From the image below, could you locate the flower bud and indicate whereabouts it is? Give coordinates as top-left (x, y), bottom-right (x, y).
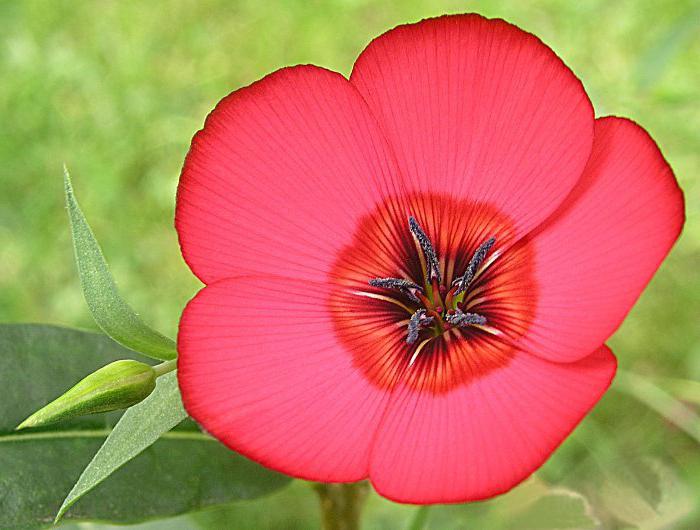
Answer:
top-left (16, 360), bottom-right (156, 430)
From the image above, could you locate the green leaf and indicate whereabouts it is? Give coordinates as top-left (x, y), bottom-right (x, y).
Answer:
top-left (0, 324), bottom-right (291, 529)
top-left (191, 481), bottom-right (322, 530)
top-left (60, 482), bottom-right (325, 530)
top-left (64, 167), bottom-right (177, 360)
top-left (422, 477), bottom-right (599, 530)
top-left (514, 489), bottom-right (598, 530)
top-left (0, 323), bottom-right (141, 433)
top-left (600, 459), bottom-right (694, 529)
top-left (56, 371), bottom-right (187, 521)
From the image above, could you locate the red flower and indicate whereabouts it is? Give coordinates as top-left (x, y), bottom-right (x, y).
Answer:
top-left (175, 14), bottom-right (684, 503)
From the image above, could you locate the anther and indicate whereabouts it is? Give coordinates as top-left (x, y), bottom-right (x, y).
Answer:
top-left (445, 309), bottom-right (487, 328)
top-left (453, 237), bottom-right (496, 295)
top-left (408, 216), bottom-right (441, 283)
top-left (369, 277), bottom-right (421, 303)
top-left (407, 309), bottom-right (434, 345)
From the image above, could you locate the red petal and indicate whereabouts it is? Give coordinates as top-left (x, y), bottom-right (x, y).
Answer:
top-left (369, 345), bottom-right (616, 503)
top-left (177, 276), bottom-right (398, 482)
top-left (516, 117), bottom-right (684, 362)
top-left (176, 66), bottom-right (401, 284)
top-left (350, 14), bottom-right (594, 239)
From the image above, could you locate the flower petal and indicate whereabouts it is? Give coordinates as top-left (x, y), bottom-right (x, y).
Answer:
top-left (369, 345), bottom-right (616, 504)
top-left (350, 14), bottom-right (594, 238)
top-left (176, 65), bottom-right (402, 284)
top-left (177, 276), bottom-right (400, 482)
top-left (516, 117), bottom-right (684, 363)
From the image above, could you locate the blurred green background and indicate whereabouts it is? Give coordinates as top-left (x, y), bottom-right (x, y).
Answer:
top-left (1, 0), bottom-right (698, 528)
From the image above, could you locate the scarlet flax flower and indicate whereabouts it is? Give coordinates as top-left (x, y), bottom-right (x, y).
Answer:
top-left (175, 14), bottom-right (684, 503)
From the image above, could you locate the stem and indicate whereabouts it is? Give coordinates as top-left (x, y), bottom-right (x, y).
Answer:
top-left (313, 482), bottom-right (369, 530)
top-left (407, 505), bottom-right (431, 530)
top-left (658, 377), bottom-right (700, 405)
top-left (153, 359), bottom-right (177, 377)
top-left (615, 370), bottom-right (700, 445)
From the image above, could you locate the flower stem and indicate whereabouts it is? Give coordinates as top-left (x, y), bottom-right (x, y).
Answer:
top-left (407, 505), bottom-right (431, 530)
top-left (313, 482), bottom-right (369, 530)
top-left (153, 359), bottom-right (177, 377)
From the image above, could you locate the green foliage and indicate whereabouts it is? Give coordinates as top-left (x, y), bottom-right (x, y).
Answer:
top-left (64, 169), bottom-right (177, 360)
top-left (95, 478), bottom-right (599, 530)
top-left (0, 324), bottom-right (291, 529)
top-left (594, 459), bottom-right (693, 530)
top-left (415, 478), bottom-right (599, 530)
top-left (552, 419), bottom-right (696, 529)
top-left (0, 323), bottom-right (140, 433)
top-left (0, 0), bottom-right (698, 528)
top-left (57, 481), bottom-right (323, 530)
top-left (55, 371), bottom-right (186, 521)
top-left (516, 492), bottom-right (598, 529)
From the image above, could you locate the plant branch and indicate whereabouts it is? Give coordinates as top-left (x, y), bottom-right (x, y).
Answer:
top-left (313, 482), bottom-right (369, 530)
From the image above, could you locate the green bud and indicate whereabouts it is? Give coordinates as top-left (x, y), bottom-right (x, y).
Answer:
top-left (16, 360), bottom-right (156, 430)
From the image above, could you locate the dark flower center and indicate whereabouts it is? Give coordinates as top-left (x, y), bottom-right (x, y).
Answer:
top-left (328, 192), bottom-right (537, 394)
top-left (369, 216), bottom-right (497, 365)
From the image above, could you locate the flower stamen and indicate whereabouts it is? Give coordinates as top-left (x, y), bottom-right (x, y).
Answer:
top-left (409, 216), bottom-right (441, 283)
top-left (445, 309), bottom-right (487, 328)
top-left (453, 237), bottom-right (496, 295)
top-left (407, 309), bottom-right (435, 345)
top-left (368, 277), bottom-right (422, 303)
top-left (366, 216), bottom-right (493, 351)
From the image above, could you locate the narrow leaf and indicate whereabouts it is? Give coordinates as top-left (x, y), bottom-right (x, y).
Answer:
top-left (56, 371), bottom-right (187, 521)
top-left (1, 428), bottom-right (290, 529)
top-left (0, 324), bottom-right (291, 528)
top-left (64, 167), bottom-right (177, 360)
